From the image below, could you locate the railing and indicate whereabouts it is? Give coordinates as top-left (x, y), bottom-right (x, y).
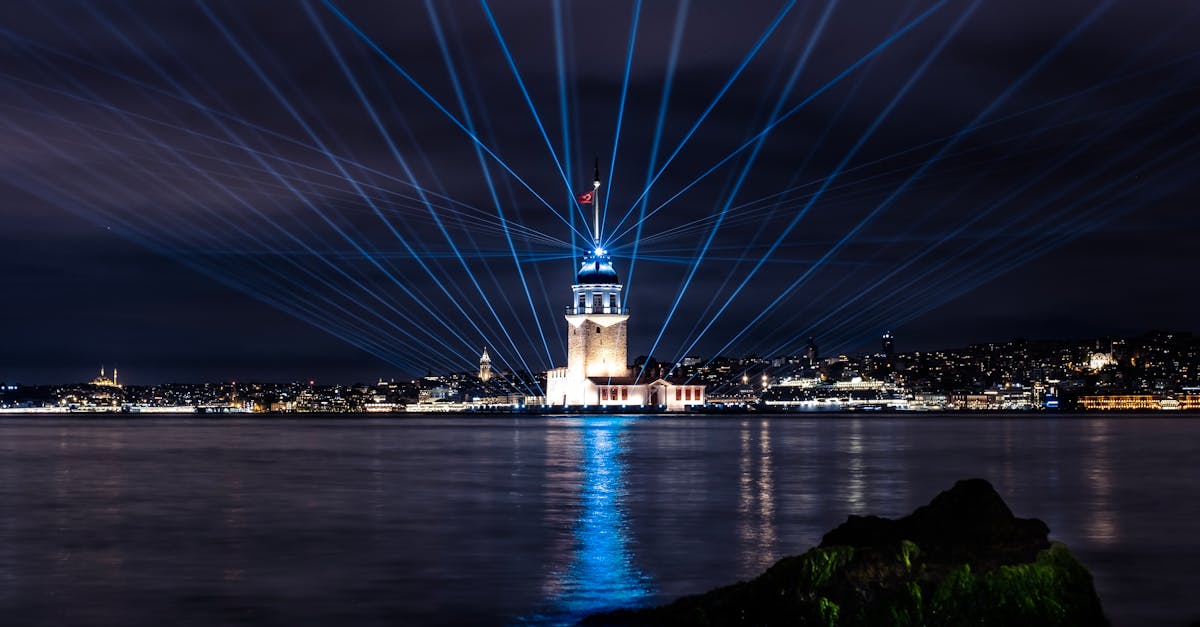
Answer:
top-left (564, 306), bottom-right (629, 315)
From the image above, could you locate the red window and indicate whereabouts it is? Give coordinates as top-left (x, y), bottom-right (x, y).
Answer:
top-left (622, 388), bottom-right (628, 400)
top-left (601, 388), bottom-right (608, 400)
top-left (675, 389), bottom-right (681, 401)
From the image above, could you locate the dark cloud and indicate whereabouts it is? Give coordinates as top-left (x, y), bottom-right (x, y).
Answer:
top-left (1, 0), bottom-right (1198, 384)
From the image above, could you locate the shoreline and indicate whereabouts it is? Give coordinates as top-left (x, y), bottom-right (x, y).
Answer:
top-left (2, 408), bottom-right (1200, 417)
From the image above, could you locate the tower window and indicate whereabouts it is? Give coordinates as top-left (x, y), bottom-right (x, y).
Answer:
top-left (596, 326), bottom-right (601, 334)
top-left (578, 294), bottom-right (585, 310)
top-left (592, 293), bottom-right (602, 310)
top-left (609, 294), bottom-right (617, 310)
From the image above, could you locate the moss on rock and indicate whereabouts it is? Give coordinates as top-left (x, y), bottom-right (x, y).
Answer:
top-left (583, 479), bottom-right (1108, 627)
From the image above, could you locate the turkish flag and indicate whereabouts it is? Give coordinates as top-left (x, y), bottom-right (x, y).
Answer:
top-left (577, 190), bottom-right (593, 204)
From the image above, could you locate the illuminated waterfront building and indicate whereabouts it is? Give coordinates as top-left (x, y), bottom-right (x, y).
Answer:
top-left (761, 376), bottom-right (907, 410)
top-left (1078, 394), bottom-right (1178, 410)
top-left (544, 163), bottom-right (705, 411)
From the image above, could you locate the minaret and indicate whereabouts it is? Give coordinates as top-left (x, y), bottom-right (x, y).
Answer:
top-left (479, 347), bottom-right (492, 382)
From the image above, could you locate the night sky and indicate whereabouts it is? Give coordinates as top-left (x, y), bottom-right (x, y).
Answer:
top-left (2, 0), bottom-right (1198, 384)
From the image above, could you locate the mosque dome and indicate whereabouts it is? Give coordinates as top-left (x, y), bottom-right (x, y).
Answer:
top-left (575, 248), bottom-right (620, 284)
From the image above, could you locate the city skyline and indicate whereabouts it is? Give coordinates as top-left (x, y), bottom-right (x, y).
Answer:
top-left (2, 326), bottom-right (1192, 388)
top-left (3, 0), bottom-right (1199, 384)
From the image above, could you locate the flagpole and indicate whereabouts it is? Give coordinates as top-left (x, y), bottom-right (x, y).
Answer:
top-left (592, 156), bottom-right (601, 246)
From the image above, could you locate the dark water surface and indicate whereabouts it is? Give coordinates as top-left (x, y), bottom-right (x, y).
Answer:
top-left (1, 415), bottom-right (1197, 626)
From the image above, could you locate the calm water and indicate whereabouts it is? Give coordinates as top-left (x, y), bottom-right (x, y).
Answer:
top-left (0, 415), bottom-right (1197, 626)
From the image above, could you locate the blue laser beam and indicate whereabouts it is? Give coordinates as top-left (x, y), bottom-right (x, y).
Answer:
top-left (816, 114), bottom-right (1200, 358)
top-left (602, 0), bottom-right (642, 236)
top-left (201, 2), bottom-right (543, 389)
top-left (0, 111), bottom-right (470, 375)
top-left (321, 0), bottom-right (591, 241)
top-left (78, 3), bottom-right (529, 383)
top-left (622, 0), bottom-right (690, 308)
top-left (667, 0), bottom-right (980, 370)
top-left (421, 0), bottom-right (557, 371)
top-left (642, 0), bottom-right (841, 377)
top-left (305, 1), bottom-right (545, 391)
top-left (479, 0), bottom-right (576, 209)
top-left (613, 0), bottom-right (798, 236)
top-left (609, 0), bottom-right (952, 247)
top-left (781, 78), bottom-right (1197, 355)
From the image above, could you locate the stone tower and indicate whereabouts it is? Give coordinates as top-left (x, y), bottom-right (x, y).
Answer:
top-left (545, 246), bottom-right (632, 406)
top-left (566, 248), bottom-right (628, 380)
top-left (543, 159), bottom-right (645, 406)
top-left (479, 346), bottom-right (492, 382)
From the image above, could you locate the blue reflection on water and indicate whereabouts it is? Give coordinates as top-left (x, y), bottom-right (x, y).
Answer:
top-left (519, 417), bottom-right (653, 626)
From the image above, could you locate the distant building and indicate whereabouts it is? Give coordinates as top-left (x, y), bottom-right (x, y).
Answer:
top-left (1077, 394), bottom-right (1188, 410)
top-left (479, 347), bottom-right (492, 382)
top-left (882, 332), bottom-right (895, 358)
top-left (91, 365), bottom-right (121, 388)
top-left (1087, 350), bottom-right (1114, 371)
top-left (762, 376), bottom-right (907, 410)
top-left (804, 336), bottom-right (819, 366)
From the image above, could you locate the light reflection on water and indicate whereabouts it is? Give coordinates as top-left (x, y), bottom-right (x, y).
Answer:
top-left (736, 419), bottom-right (778, 577)
top-left (844, 418), bottom-right (866, 513)
top-left (521, 417), bottom-right (651, 626)
top-left (1086, 419), bottom-right (1118, 545)
top-left (0, 415), bottom-right (1197, 626)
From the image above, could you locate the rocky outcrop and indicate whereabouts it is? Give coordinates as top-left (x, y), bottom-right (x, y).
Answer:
top-left (584, 479), bottom-right (1107, 626)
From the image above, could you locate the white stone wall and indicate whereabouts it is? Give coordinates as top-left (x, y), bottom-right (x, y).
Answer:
top-left (649, 381), bottom-right (706, 411)
top-left (545, 367), bottom-right (570, 406)
top-left (594, 384), bottom-right (649, 407)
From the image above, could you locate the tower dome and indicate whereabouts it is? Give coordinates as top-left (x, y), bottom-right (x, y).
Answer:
top-left (575, 248), bottom-right (619, 285)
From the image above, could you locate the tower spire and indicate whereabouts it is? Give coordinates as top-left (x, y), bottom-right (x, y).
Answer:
top-left (592, 156), bottom-right (601, 246)
top-left (479, 346), bottom-right (492, 382)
